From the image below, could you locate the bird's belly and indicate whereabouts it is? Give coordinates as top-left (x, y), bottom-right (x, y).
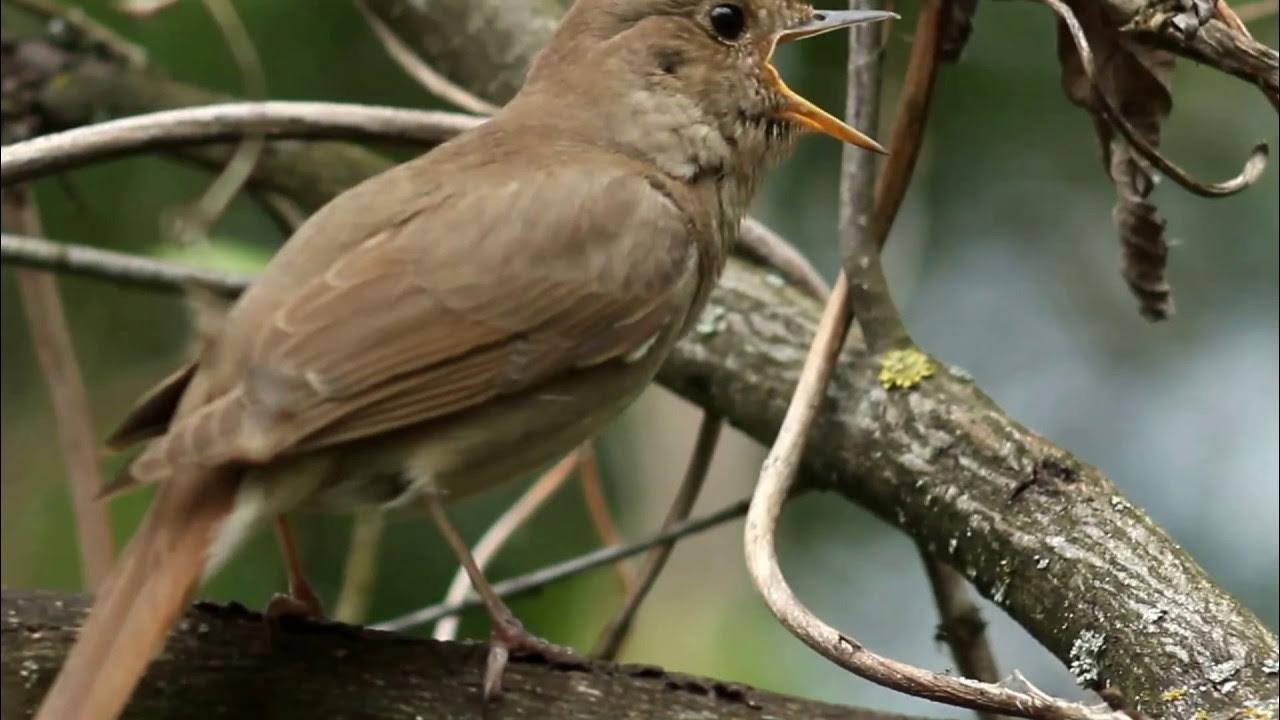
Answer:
top-left (300, 348), bottom-right (669, 511)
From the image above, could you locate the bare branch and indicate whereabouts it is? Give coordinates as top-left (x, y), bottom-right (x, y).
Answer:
top-left (575, 444), bottom-right (636, 592)
top-left (0, 102), bottom-right (484, 186)
top-left (1, 232), bottom-right (251, 296)
top-left (1, 191), bottom-right (114, 591)
top-left (353, 0), bottom-right (500, 116)
top-left (4, 590), bottom-right (934, 720)
top-left (374, 499), bottom-right (750, 633)
top-left (161, 0), bottom-right (268, 245)
top-left (432, 452), bottom-right (580, 641)
top-left (593, 413), bottom-right (722, 660)
top-left (920, 552), bottom-right (1004, 719)
top-left (332, 509), bottom-right (385, 624)
top-left (5, 0), bottom-right (147, 66)
top-left (739, 219), bottom-right (831, 299)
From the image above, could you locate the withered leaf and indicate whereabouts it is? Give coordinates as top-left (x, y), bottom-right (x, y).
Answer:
top-left (1056, 1), bottom-right (1178, 321)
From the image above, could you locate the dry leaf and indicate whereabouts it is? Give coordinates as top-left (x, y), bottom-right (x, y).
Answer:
top-left (1057, 1), bottom-right (1178, 320)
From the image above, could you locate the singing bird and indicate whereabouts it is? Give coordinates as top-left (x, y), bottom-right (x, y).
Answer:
top-left (36, 1), bottom-right (893, 717)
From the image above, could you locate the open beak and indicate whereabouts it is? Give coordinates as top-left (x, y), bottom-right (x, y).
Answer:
top-left (767, 9), bottom-right (898, 153)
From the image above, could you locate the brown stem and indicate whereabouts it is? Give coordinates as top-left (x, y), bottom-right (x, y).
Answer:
top-left (1, 191), bottom-right (115, 591)
top-left (575, 444), bottom-right (636, 593)
top-left (592, 413), bottom-right (722, 660)
top-left (920, 551), bottom-right (1004, 720)
top-left (353, 0), bottom-right (500, 116)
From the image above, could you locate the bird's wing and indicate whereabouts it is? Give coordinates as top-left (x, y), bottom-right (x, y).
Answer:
top-left (130, 158), bottom-right (699, 481)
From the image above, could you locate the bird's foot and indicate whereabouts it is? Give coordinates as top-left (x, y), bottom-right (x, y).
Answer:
top-left (264, 574), bottom-right (325, 623)
top-left (483, 614), bottom-right (582, 701)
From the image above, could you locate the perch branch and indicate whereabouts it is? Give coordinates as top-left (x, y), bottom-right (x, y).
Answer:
top-left (1, 590), bottom-right (934, 720)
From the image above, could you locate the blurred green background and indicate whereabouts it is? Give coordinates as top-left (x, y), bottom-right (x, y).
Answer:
top-left (1, 1), bottom-right (1276, 716)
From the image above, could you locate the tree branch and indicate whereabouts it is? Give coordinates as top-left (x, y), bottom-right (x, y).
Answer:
top-left (0, 590), bottom-right (934, 720)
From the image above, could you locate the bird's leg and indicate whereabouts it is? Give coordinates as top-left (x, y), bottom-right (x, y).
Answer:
top-left (422, 494), bottom-right (581, 699)
top-left (264, 515), bottom-right (325, 621)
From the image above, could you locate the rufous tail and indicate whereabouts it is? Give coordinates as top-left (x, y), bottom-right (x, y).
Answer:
top-left (35, 467), bottom-right (240, 720)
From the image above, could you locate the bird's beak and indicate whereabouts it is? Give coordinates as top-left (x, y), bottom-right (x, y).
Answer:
top-left (767, 9), bottom-right (898, 153)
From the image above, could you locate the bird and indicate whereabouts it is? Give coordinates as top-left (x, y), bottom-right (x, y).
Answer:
top-left (35, 1), bottom-right (893, 718)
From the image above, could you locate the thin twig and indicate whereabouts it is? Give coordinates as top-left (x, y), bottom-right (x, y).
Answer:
top-left (592, 413), bottom-right (723, 660)
top-left (352, 0), bottom-right (500, 116)
top-left (1, 190), bottom-right (115, 591)
top-left (920, 552), bottom-right (1002, 690)
top-left (163, 0), bottom-right (267, 245)
top-left (1047, 0), bottom-right (1269, 198)
top-left (575, 444), bottom-right (636, 592)
top-left (332, 509), bottom-right (385, 624)
top-left (1, 233), bottom-right (251, 296)
top-left (432, 452), bottom-right (581, 641)
top-left (5, 0), bottom-right (148, 66)
top-left (373, 498), bottom-right (751, 633)
top-left (0, 102), bottom-right (485, 186)
top-left (840, 1), bottom-right (910, 354)
top-left (739, 219), bottom-right (831, 299)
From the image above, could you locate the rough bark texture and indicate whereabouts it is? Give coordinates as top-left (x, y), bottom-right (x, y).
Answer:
top-left (2, 2), bottom-right (1278, 719)
top-left (0, 590), bottom-right (927, 720)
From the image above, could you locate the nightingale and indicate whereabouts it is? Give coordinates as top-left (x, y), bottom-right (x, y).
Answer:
top-left (36, 2), bottom-right (894, 718)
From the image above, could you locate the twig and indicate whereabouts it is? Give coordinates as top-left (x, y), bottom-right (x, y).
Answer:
top-left (4, 0), bottom-right (148, 66)
top-left (840, 1), bottom-right (909, 354)
top-left (739, 219), bottom-right (831, 299)
top-left (1048, 0), bottom-right (1269, 198)
top-left (162, 0), bottom-right (267, 245)
top-left (920, 551), bottom-right (1004, 720)
top-left (432, 452), bottom-right (581, 641)
top-left (1, 190), bottom-right (115, 591)
top-left (575, 444), bottom-right (636, 592)
top-left (0, 102), bottom-right (485, 186)
top-left (332, 509), bottom-right (385, 624)
top-left (352, 0), bottom-right (500, 116)
top-left (592, 413), bottom-right (722, 660)
top-left (373, 498), bottom-right (751, 632)
top-left (1, 233), bottom-right (251, 296)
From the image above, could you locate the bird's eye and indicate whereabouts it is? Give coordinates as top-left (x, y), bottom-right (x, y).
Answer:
top-left (708, 3), bottom-right (747, 41)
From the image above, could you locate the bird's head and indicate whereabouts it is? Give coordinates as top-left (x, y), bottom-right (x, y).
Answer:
top-left (520, 0), bottom-right (895, 180)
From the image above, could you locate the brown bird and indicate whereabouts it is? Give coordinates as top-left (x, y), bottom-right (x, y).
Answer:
top-left (36, 1), bottom-right (893, 718)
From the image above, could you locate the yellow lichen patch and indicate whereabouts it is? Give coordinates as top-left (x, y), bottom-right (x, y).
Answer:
top-left (1237, 709), bottom-right (1273, 720)
top-left (1161, 688), bottom-right (1188, 701)
top-left (878, 348), bottom-right (936, 390)
top-left (1193, 712), bottom-right (1208, 720)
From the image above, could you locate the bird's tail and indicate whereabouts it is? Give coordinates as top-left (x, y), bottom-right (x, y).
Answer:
top-left (36, 466), bottom-right (241, 720)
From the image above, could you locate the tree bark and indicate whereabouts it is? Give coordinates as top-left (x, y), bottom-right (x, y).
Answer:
top-left (1, 3), bottom-right (1277, 718)
top-left (0, 590), bottom-right (930, 720)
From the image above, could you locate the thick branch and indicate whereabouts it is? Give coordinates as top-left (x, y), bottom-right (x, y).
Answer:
top-left (0, 590), bottom-right (927, 720)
